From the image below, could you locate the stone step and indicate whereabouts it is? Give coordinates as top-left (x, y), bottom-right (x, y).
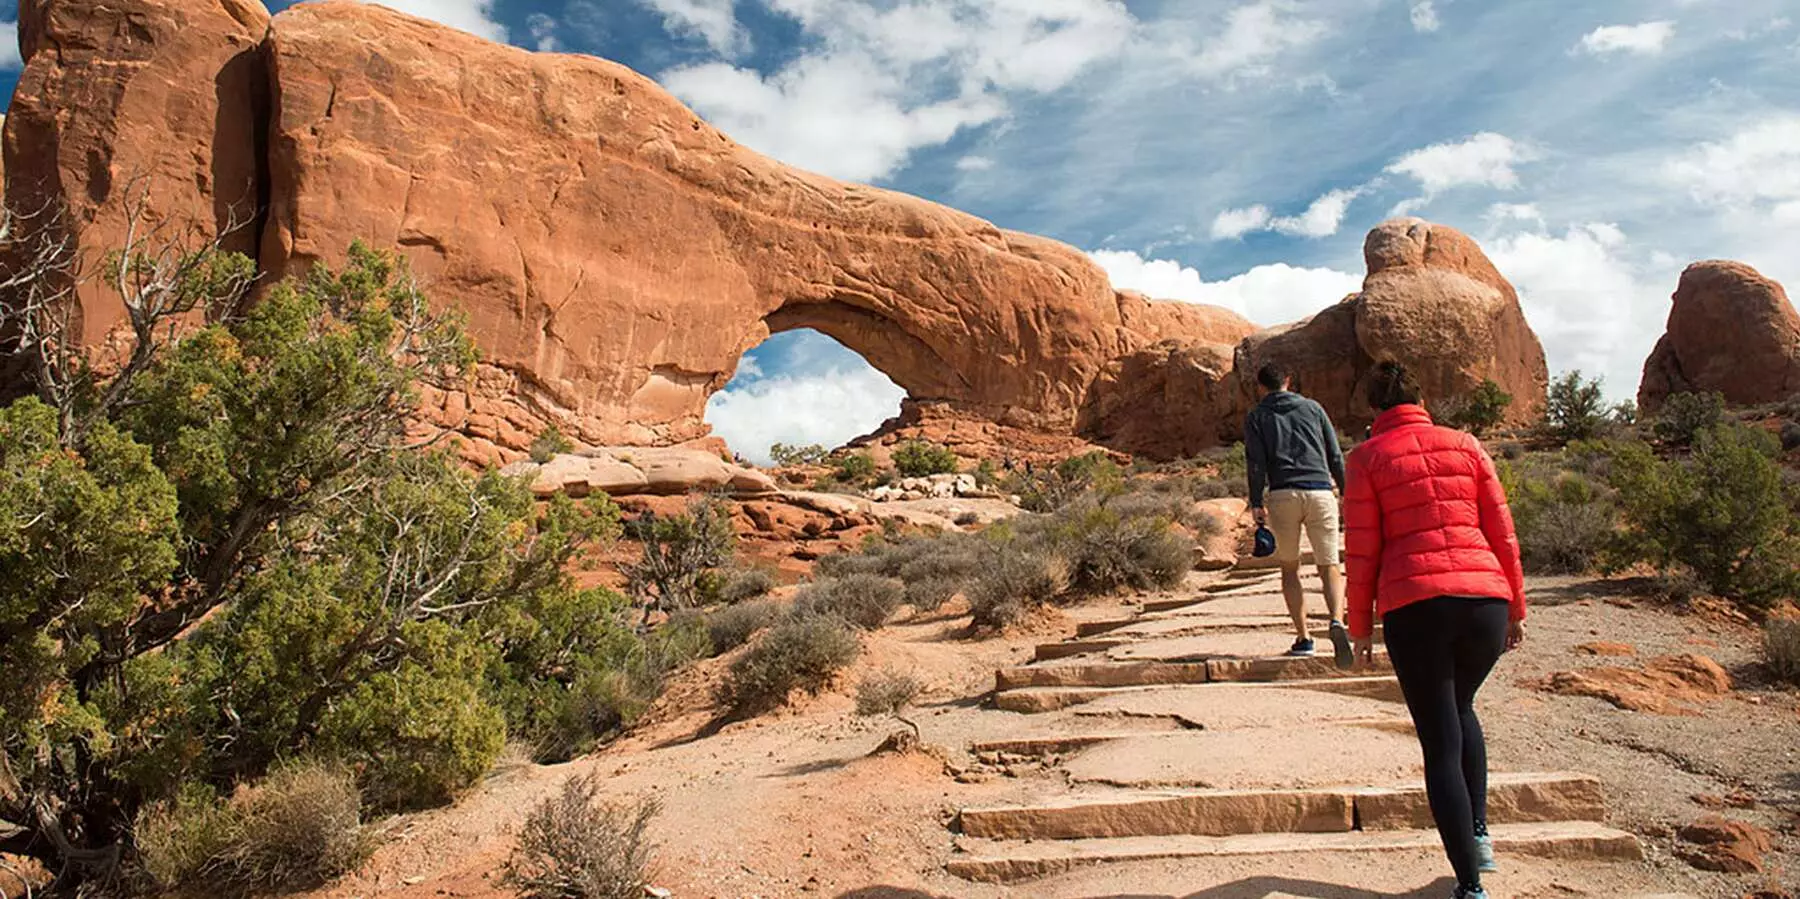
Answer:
top-left (996, 675), bottom-right (1403, 713)
top-left (945, 820), bottom-right (1643, 884)
top-left (1033, 639), bottom-right (1128, 662)
top-left (996, 652), bottom-right (1389, 692)
top-left (957, 773), bottom-right (1606, 841)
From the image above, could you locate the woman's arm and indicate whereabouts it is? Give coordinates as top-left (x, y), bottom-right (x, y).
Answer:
top-left (1343, 449), bottom-right (1382, 639)
top-left (1474, 440), bottom-right (1528, 623)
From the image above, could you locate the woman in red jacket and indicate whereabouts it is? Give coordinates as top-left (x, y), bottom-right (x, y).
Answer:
top-left (1344, 362), bottom-right (1527, 899)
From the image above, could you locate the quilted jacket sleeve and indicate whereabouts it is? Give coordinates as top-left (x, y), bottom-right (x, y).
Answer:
top-left (1473, 439), bottom-right (1528, 622)
top-left (1343, 448), bottom-right (1382, 639)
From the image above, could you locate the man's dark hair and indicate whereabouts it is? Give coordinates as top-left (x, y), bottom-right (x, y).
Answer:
top-left (1367, 360), bottom-right (1424, 411)
top-left (1255, 362), bottom-right (1290, 392)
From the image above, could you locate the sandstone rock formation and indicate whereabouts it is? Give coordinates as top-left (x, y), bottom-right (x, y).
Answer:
top-left (2, 0), bottom-right (269, 347)
top-left (1638, 261), bottom-right (1800, 414)
top-left (3, 0), bottom-right (1554, 465)
top-left (500, 447), bottom-right (778, 499)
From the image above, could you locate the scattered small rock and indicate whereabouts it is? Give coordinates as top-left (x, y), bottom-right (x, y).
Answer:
top-left (1677, 813), bottom-right (1774, 873)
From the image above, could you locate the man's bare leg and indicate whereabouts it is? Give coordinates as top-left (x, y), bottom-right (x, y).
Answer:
top-left (1318, 563), bottom-right (1345, 625)
top-left (1282, 562), bottom-right (1308, 640)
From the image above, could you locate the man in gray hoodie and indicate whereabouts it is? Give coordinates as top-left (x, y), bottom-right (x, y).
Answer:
top-left (1245, 361), bottom-right (1351, 667)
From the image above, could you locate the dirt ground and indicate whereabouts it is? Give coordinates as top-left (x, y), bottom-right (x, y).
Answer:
top-left (306, 575), bottom-right (1800, 899)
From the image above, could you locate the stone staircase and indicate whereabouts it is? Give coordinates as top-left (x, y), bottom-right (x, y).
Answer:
top-left (947, 568), bottom-right (1642, 885)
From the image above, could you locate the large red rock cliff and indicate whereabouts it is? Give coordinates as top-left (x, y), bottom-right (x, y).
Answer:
top-left (1638, 261), bottom-right (1800, 414)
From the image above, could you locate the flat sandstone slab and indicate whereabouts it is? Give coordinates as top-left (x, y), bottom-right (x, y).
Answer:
top-left (1060, 725), bottom-right (1422, 790)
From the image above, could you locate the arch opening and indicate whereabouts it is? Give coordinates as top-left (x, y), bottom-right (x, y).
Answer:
top-left (704, 328), bottom-right (906, 466)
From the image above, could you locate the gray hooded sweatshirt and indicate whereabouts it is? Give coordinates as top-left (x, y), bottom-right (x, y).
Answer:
top-left (1243, 390), bottom-right (1346, 508)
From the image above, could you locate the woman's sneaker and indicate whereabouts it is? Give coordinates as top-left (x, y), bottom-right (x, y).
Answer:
top-left (1453, 887), bottom-right (1488, 899)
top-left (1328, 620), bottom-right (1354, 670)
top-left (1475, 833), bottom-right (1498, 872)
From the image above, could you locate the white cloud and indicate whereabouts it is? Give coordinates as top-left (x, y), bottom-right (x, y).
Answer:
top-left (1664, 114), bottom-right (1800, 218)
top-left (663, 0), bottom-right (1136, 182)
top-left (1386, 132), bottom-right (1538, 200)
top-left (1090, 249), bottom-right (1362, 327)
top-left (1410, 1), bottom-right (1441, 34)
top-left (1485, 202), bottom-right (1544, 225)
top-left (1577, 21), bottom-right (1676, 56)
top-left (1210, 205), bottom-right (1272, 239)
top-left (526, 13), bottom-right (560, 52)
top-left (637, 0), bottom-right (744, 56)
top-left (0, 21), bottom-right (19, 71)
top-left (1270, 187), bottom-right (1361, 238)
top-left (1487, 223), bottom-right (1672, 400)
top-left (364, 0), bottom-right (506, 42)
top-left (706, 367), bottom-right (905, 465)
top-left (1182, 1), bottom-right (1328, 79)
top-left (956, 155), bottom-right (996, 172)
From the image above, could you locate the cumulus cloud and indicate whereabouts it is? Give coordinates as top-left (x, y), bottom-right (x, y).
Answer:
top-left (1487, 223), bottom-right (1673, 400)
top-left (1664, 114), bottom-right (1800, 221)
top-left (1410, 1), bottom-right (1441, 33)
top-left (365, 0), bottom-right (506, 42)
top-left (663, 0), bottom-right (1136, 182)
top-left (1089, 249), bottom-right (1362, 327)
top-left (526, 13), bottom-right (561, 52)
top-left (1577, 21), bottom-right (1676, 56)
top-left (1386, 133), bottom-right (1538, 207)
top-left (1, 20), bottom-right (19, 71)
top-left (706, 366), bottom-right (905, 465)
top-left (636, 0), bottom-right (744, 56)
top-left (1210, 205), bottom-right (1272, 239)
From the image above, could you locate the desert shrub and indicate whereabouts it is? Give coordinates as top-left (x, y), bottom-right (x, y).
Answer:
top-left (1608, 425), bottom-right (1800, 608)
top-left (1781, 421), bottom-right (1800, 452)
top-left (1610, 401), bottom-right (1639, 428)
top-left (705, 600), bottom-right (781, 655)
top-left (770, 443), bottom-right (829, 466)
top-left (973, 458), bottom-right (1000, 488)
top-left (966, 547), bottom-right (1071, 630)
top-left (703, 566), bottom-right (776, 605)
top-left (855, 668), bottom-right (923, 717)
top-left (830, 451), bottom-right (878, 485)
top-left (1501, 460), bottom-right (1616, 575)
top-left (623, 496), bottom-right (737, 616)
top-left (317, 661), bottom-right (507, 811)
top-left (1443, 379), bottom-right (1513, 436)
top-left (1764, 616), bottom-right (1800, 685)
top-left (1008, 451), bottom-right (1123, 512)
top-left (896, 545), bottom-right (984, 611)
top-left (135, 761), bottom-right (370, 893)
top-left (1651, 391), bottom-right (1726, 448)
top-left (504, 773), bottom-right (658, 899)
top-left (892, 440), bottom-right (959, 477)
top-left (1190, 478), bottom-right (1233, 500)
top-left (719, 616), bottom-right (862, 713)
top-left (1054, 504), bottom-right (1193, 594)
top-left (792, 574), bottom-right (906, 631)
top-left (813, 548), bottom-right (892, 578)
top-left (529, 426), bottom-right (574, 463)
top-left (1541, 371), bottom-right (1609, 443)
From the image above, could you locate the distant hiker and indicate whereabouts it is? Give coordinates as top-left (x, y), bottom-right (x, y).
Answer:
top-left (1243, 361), bottom-right (1351, 665)
top-left (1343, 361), bottom-right (1528, 899)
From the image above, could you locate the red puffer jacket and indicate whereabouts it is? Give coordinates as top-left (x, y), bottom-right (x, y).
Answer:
top-left (1344, 404), bottom-right (1527, 639)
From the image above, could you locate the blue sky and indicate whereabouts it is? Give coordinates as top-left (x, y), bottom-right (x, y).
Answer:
top-left (5, 1), bottom-right (1798, 463)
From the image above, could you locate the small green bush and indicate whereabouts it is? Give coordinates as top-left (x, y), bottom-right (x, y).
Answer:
top-left (966, 549), bottom-right (1070, 631)
top-left (770, 443), bottom-right (829, 466)
top-left (831, 452), bottom-right (878, 485)
top-left (705, 600), bottom-right (781, 655)
top-left (792, 574), bottom-right (906, 631)
top-left (135, 761), bottom-right (370, 893)
top-left (1651, 391), bottom-right (1725, 448)
top-left (1503, 462), bottom-right (1616, 576)
top-left (529, 426), bottom-right (575, 463)
top-left (1057, 505), bottom-right (1193, 594)
top-left (719, 616), bottom-right (861, 714)
top-left (1443, 379), bottom-right (1513, 436)
top-left (896, 547), bottom-right (983, 612)
top-left (1541, 371), bottom-right (1610, 444)
top-left (1608, 425), bottom-right (1800, 608)
top-left (854, 668), bottom-right (923, 717)
top-left (1781, 421), bottom-right (1800, 452)
top-left (892, 440), bottom-right (960, 477)
top-left (703, 566), bottom-right (776, 605)
top-left (1764, 616), bottom-right (1800, 685)
top-left (504, 773), bottom-right (658, 899)
top-left (318, 663), bottom-right (506, 811)
top-left (1008, 451), bottom-right (1123, 512)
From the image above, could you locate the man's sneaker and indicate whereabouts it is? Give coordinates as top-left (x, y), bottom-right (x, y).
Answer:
top-left (1328, 620), bottom-right (1354, 670)
top-left (1475, 833), bottom-right (1498, 872)
top-left (1453, 887), bottom-right (1488, 899)
top-left (1287, 637), bottom-right (1316, 657)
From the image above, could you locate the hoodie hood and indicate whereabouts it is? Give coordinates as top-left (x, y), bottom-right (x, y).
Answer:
top-left (1258, 390), bottom-right (1311, 413)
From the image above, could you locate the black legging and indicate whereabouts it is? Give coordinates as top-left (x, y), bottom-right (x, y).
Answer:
top-left (1383, 595), bottom-right (1510, 891)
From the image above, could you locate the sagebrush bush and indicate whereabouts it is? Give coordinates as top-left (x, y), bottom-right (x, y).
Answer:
top-left (706, 600), bottom-right (781, 654)
top-left (1608, 425), bottom-right (1800, 608)
top-left (1764, 616), bottom-right (1800, 685)
top-left (504, 774), bottom-right (658, 899)
top-left (1651, 391), bottom-right (1725, 447)
top-left (1781, 421), bottom-right (1800, 452)
top-left (792, 574), bottom-right (906, 631)
top-left (1056, 505), bottom-right (1193, 594)
top-left (892, 440), bottom-right (959, 477)
top-left (770, 443), bottom-right (829, 466)
top-left (854, 668), bottom-right (923, 717)
top-left (1007, 452), bottom-right (1123, 512)
top-left (967, 548), bottom-right (1071, 630)
top-left (896, 548), bottom-right (983, 611)
top-left (135, 761), bottom-right (370, 893)
top-left (1503, 463), bottom-right (1616, 576)
top-left (529, 426), bottom-right (574, 463)
top-left (720, 616), bottom-right (861, 713)
top-left (703, 566), bottom-right (776, 605)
